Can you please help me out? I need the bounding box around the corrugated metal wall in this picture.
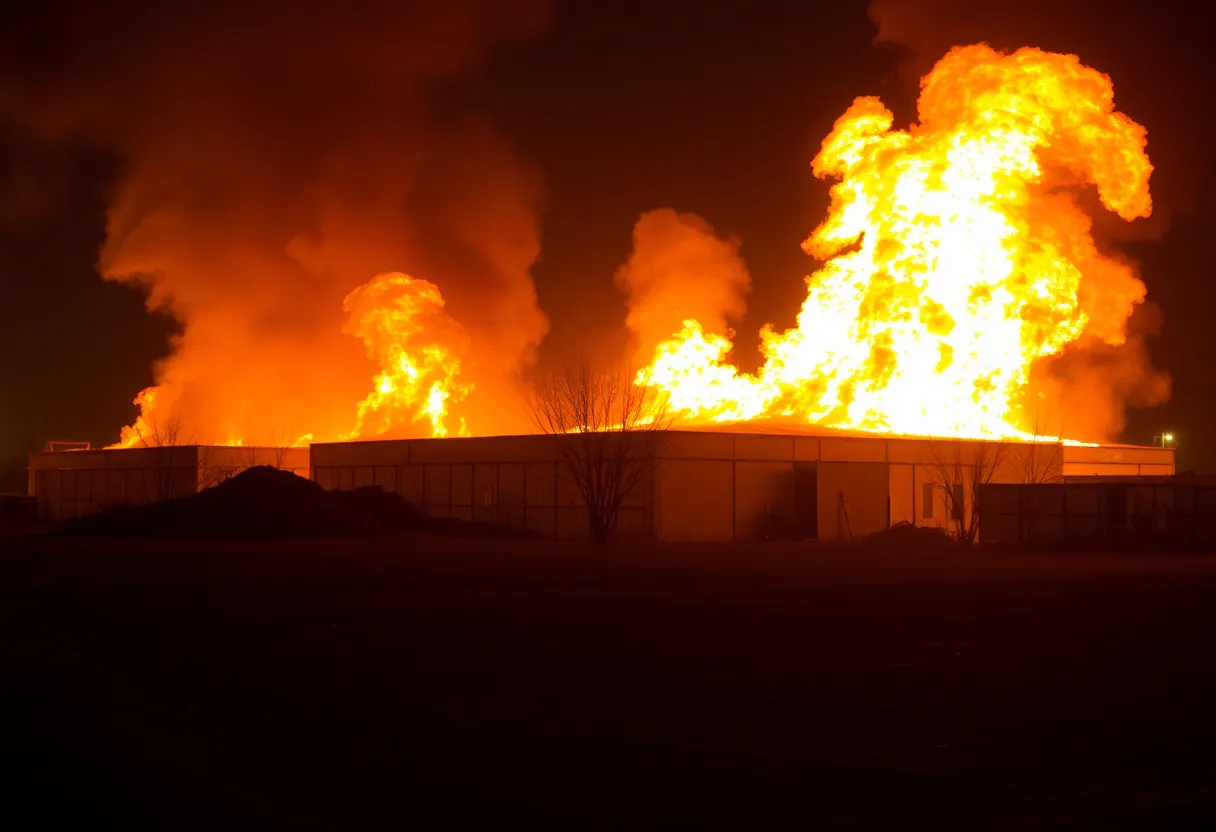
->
[313,459,652,539]
[979,481,1216,546]
[28,446,310,521]
[310,433,1176,543]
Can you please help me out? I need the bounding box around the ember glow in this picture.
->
[635,45,1155,441]
[341,273,471,440]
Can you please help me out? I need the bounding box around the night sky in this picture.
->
[2,0,1214,489]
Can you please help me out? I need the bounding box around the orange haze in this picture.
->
[0,1,560,449]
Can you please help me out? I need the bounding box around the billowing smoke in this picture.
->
[0,1,552,444]
[614,209,751,370]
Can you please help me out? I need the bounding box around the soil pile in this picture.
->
[52,467,531,540]
[862,521,958,549]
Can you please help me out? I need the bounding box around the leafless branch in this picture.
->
[925,437,1010,543]
[1022,409,1064,484]
[269,428,295,470]
[132,413,196,502]
[529,359,671,540]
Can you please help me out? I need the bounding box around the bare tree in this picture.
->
[269,429,298,470]
[1022,411,1064,485]
[529,360,671,541]
[925,438,1010,544]
[197,444,250,490]
[132,414,198,502]
[132,416,246,497]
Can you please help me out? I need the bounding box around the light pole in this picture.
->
[1153,432,1175,449]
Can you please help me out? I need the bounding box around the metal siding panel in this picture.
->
[61,470,77,502]
[733,435,794,461]
[661,432,735,460]
[398,466,425,504]
[451,464,473,507]
[424,466,450,509]
[734,461,794,541]
[498,463,525,506]
[817,462,889,541]
[556,469,583,507]
[106,470,126,504]
[887,438,934,465]
[1065,485,1100,515]
[374,466,396,489]
[793,437,820,462]
[820,438,888,463]
[525,463,556,506]
[311,440,410,467]
[315,467,339,491]
[888,464,914,526]
[655,460,733,541]
[474,464,498,508]
[1063,462,1141,477]
[1062,445,1174,467]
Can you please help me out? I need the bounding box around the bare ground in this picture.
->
[3,538,1216,829]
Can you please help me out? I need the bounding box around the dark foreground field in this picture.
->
[3,540,1216,829]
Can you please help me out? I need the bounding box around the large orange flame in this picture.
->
[637,44,1154,441]
[342,272,472,440]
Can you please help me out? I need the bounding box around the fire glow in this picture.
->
[109,44,1159,448]
[635,44,1155,441]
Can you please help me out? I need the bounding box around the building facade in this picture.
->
[28,445,310,520]
[310,429,1175,542]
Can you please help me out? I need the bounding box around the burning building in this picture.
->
[307,427,1173,542]
[22,43,1182,538]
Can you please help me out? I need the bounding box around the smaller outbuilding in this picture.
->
[27,445,310,521]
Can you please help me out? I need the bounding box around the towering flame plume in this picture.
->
[637,44,1158,441]
[342,273,472,440]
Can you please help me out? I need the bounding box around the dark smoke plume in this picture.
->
[0,1,552,443]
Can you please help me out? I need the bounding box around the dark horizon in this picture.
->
[3,0,1214,487]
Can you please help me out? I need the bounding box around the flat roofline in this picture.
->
[30,444,304,457]
[310,428,1170,453]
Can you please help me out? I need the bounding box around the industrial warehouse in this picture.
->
[27,427,1177,543]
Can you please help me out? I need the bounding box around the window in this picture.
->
[922,482,934,519]
[951,483,965,521]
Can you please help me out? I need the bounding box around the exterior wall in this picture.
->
[654,459,734,541]
[733,460,796,541]
[200,447,310,486]
[29,446,201,520]
[1062,444,1175,477]
[980,480,1215,546]
[818,462,889,541]
[888,464,915,526]
[310,432,1172,542]
[312,437,649,539]
[28,446,311,521]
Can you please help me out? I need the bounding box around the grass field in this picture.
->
[3,538,1216,828]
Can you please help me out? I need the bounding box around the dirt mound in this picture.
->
[52,466,532,540]
[863,521,958,549]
